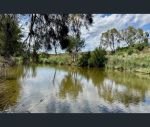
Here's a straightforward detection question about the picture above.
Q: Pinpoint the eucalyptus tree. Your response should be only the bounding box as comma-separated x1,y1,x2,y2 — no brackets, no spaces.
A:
135,28,149,44
100,28,122,51
120,26,149,46
120,26,137,46
66,36,85,62
22,14,93,61
0,14,93,63
100,26,149,52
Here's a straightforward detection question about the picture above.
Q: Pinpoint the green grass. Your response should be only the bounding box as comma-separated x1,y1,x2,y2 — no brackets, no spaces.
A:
106,47,150,74
38,44,150,75
14,57,23,65
39,53,74,65
1,42,150,75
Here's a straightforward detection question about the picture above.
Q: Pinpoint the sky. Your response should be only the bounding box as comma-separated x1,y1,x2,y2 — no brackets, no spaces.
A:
80,14,150,52
21,14,150,54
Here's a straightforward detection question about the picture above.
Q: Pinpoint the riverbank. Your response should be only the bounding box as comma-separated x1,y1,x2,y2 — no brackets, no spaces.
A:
38,53,81,66
0,56,17,67
38,45,150,75
1,45,150,75
106,46,150,74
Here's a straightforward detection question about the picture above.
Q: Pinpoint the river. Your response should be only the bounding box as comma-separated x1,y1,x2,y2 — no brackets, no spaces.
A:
0,65,150,113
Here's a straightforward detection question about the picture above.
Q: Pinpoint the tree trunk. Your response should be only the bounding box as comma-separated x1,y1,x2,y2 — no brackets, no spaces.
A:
54,46,57,55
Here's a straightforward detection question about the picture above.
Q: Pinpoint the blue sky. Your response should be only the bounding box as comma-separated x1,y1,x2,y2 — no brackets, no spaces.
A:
21,14,150,54
80,14,150,52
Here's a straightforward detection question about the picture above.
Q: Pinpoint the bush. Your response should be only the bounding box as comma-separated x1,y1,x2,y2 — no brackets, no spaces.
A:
14,57,23,65
134,43,147,51
127,48,134,55
78,52,91,67
88,48,107,67
39,54,72,65
78,48,107,68
116,46,128,53
39,53,49,59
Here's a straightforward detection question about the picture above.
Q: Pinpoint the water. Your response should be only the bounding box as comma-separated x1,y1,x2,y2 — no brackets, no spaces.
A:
0,65,150,113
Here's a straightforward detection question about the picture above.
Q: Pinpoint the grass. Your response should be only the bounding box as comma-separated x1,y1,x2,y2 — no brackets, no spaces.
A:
106,46,150,74
38,44,150,74
1,42,150,75
39,53,74,65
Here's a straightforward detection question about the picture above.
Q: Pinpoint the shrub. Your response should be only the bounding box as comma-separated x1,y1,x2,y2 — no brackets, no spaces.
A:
127,48,134,55
15,57,23,65
88,48,107,67
78,52,91,67
134,44,143,51
39,53,49,59
116,46,128,53
78,48,107,67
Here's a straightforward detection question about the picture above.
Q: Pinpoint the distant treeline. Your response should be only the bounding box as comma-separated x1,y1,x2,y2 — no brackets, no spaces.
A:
100,26,149,51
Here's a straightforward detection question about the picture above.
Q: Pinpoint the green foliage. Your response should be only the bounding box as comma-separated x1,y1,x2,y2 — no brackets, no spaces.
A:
106,41,150,74
66,36,85,53
39,52,49,58
100,26,149,52
115,42,148,56
39,54,72,65
0,14,93,65
0,15,23,57
88,48,107,67
14,57,23,65
65,36,85,62
106,54,150,74
22,51,31,64
134,44,144,51
78,48,107,67
78,52,91,67
100,28,121,51
24,14,93,52
127,48,134,55
116,46,128,53
133,42,148,51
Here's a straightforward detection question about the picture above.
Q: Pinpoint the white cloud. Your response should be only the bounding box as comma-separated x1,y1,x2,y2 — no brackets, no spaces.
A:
81,14,150,52
20,14,150,53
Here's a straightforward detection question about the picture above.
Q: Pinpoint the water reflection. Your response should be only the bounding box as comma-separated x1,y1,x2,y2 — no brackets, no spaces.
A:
0,67,21,112
0,65,150,113
59,72,83,100
102,71,148,106
21,65,37,78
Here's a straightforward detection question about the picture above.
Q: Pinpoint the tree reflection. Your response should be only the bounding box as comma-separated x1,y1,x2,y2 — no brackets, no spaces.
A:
52,66,106,86
26,65,150,109
0,67,21,111
56,66,150,107
59,71,83,100
95,70,150,107
52,69,57,86
22,65,37,78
